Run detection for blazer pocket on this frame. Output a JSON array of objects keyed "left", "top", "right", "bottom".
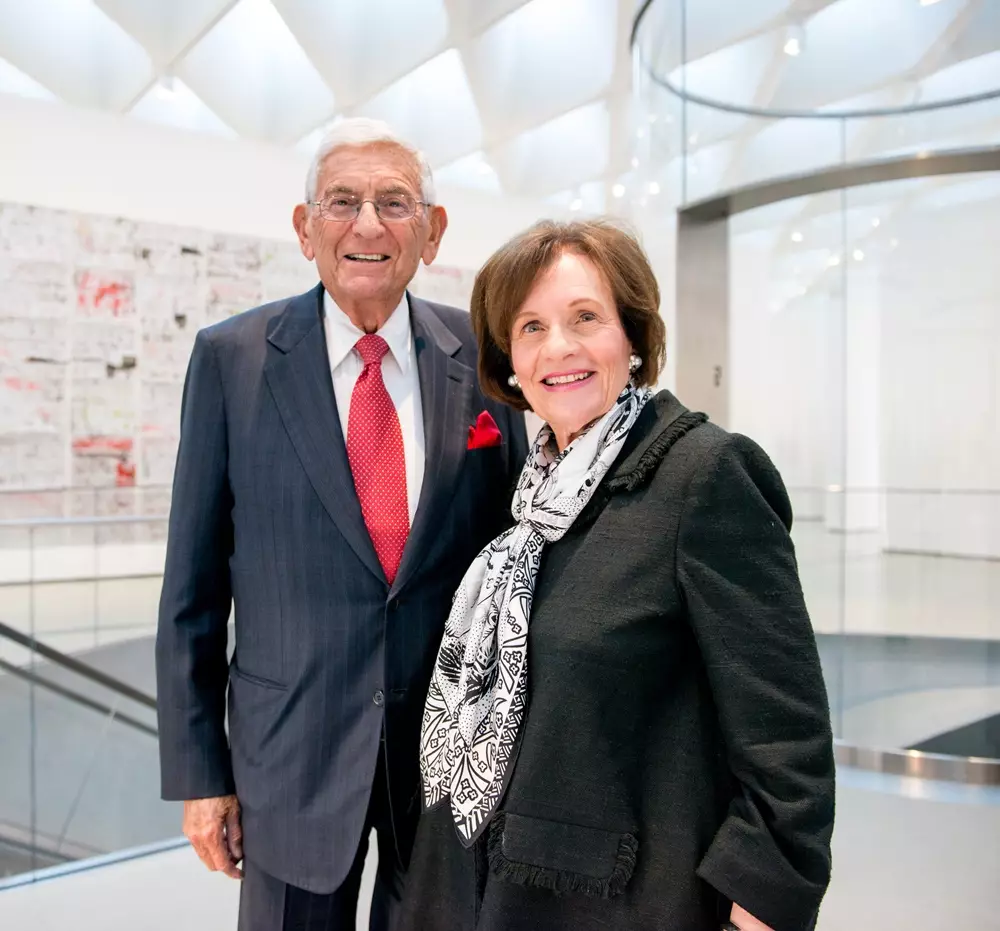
[
  {"left": 230, "top": 664, "right": 288, "bottom": 691},
  {"left": 488, "top": 812, "right": 638, "bottom": 899}
]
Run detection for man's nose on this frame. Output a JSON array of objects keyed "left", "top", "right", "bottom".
[{"left": 353, "top": 201, "right": 384, "bottom": 237}]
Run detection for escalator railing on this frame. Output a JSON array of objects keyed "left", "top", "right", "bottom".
[{"left": 0, "top": 619, "right": 178, "bottom": 881}]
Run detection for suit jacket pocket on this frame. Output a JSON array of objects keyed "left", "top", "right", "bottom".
[
  {"left": 230, "top": 664, "right": 288, "bottom": 691},
  {"left": 487, "top": 812, "right": 638, "bottom": 899}
]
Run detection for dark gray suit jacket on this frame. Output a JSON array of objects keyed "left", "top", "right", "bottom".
[{"left": 155, "top": 284, "right": 529, "bottom": 894}]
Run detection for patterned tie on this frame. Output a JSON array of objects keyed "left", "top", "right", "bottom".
[{"left": 347, "top": 334, "right": 409, "bottom": 584}]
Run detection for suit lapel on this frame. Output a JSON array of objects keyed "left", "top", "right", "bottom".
[
  {"left": 391, "top": 296, "right": 475, "bottom": 597},
  {"left": 263, "top": 284, "right": 384, "bottom": 582}
]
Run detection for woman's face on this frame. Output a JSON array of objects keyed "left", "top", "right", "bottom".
[{"left": 510, "top": 251, "right": 632, "bottom": 450}]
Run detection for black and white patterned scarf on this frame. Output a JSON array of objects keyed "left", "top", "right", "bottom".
[{"left": 420, "top": 383, "right": 651, "bottom": 845}]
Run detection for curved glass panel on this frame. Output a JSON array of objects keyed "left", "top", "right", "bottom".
[{"left": 633, "top": 0, "right": 1000, "bottom": 118}]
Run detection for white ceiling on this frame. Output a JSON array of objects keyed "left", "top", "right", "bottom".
[{"left": 0, "top": 0, "right": 997, "bottom": 215}]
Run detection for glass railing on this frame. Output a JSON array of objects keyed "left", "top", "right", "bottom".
[
  {"left": 0, "top": 512, "right": 168, "bottom": 655},
  {"left": 786, "top": 487, "right": 1000, "bottom": 776},
  {"left": 0, "top": 620, "right": 178, "bottom": 880},
  {"left": 0, "top": 470, "right": 996, "bottom": 892}
]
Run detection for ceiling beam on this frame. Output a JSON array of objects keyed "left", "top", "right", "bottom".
[
  {"left": 843, "top": 0, "right": 984, "bottom": 164},
  {"left": 118, "top": 0, "right": 242, "bottom": 114}
]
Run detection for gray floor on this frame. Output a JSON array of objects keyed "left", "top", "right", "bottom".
[{"left": 0, "top": 771, "right": 997, "bottom": 931}]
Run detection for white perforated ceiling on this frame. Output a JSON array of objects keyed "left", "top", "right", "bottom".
[{"left": 0, "top": 0, "right": 997, "bottom": 209}]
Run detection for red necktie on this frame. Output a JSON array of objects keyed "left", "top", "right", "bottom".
[{"left": 347, "top": 334, "right": 409, "bottom": 584}]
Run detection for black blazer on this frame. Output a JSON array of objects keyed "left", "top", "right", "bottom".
[
  {"left": 399, "top": 390, "right": 835, "bottom": 931},
  {"left": 155, "top": 284, "right": 528, "bottom": 894}
]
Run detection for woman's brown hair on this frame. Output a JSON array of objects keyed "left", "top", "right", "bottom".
[{"left": 470, "top": 219, "right": 666, "bottom": 411}]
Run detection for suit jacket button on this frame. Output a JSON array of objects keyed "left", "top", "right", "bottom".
[{"left": 373, "top": 689, "right": 385, "bottom": 707}]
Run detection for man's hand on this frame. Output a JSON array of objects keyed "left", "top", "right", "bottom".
[{"left": 183, "top": 794, "right": 243, "bottom": 879}]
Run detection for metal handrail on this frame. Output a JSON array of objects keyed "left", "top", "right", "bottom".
[
  {"left": 0, "top": 484, "right": 172, "bottom": 494},
  {"left": 0, "top": 837, "right": 189, "bottom": 891},
  {"left": 0, "top": 658, "right": 157, "bottom": 738},
  {"left": 0, "top": 620, "right": 157, "bottom": 710},
  {"left": 0, "top": 515, "right": 169, "bottom": 529},
  {"left": 630, "top": 0, "right": 1000, "bottom": 120}
]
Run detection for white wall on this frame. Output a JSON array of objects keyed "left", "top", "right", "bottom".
[
  {"left": 0, "top": 94, "right": 567, "bottom": 271},
  {"left": 0, "top": 94, "right": 577, "bottom": 588},
  {"left": 729, "top": 239, "right": 831, "bottom": 521},
  {"left": 729, "top": 192, "right": 1000, "bottom": 559}
]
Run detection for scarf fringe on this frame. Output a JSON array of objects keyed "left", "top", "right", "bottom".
[{"left": 487, "top": 816, "right": 639, "bottom": 899}]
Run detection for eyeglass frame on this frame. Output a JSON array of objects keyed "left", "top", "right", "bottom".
[{"left": 305, "top": 190, "right": 432, "bottom": 223}]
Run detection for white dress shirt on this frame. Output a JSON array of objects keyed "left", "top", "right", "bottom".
[{"left": 324, "top": 291, "right": 425, "bottom": 525}]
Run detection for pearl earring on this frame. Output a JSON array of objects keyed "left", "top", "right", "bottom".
[
  {"left": 629, "top": 354, "right": 642, "bottom": 373},
  {"left": 508, "top": 374, "right": 520, "bottom": 389}
]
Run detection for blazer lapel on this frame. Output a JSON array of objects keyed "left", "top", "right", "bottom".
[
  {"left": 391, "top": 295, "right": 475, "bottom": 597},
  {"left": 263, "top": 284, "right": 384, "bottom": 582}
]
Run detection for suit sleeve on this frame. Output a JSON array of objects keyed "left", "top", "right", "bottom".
[
  {"left": 155, "top": 330, "right": 236, "bottom": 801},
  {"left": 676, "top": 433, "right": 835, "bottom": 931}
]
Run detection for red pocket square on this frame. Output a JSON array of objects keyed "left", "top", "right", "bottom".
[{"left": 467, "top": 410, "right": 503, "bottom": 450}]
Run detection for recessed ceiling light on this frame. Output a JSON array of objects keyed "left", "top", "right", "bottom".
[
  {"left": 871, "top": 217, "right": 881, "bottom": 228},
  {"left": 853, "top": 249, "right": 865, "bottom": 261},
  {"left": 791, "top": 231, "right": 804, "bottom": 243},
  {"left": 570, "top": 198, "right": 582, "bottom": 211},
  {"left": 612, "top": 183, "right": 625, "bottom": 198},
  {"left": 783, "top": 23, "right": 806, "bottom": 56},
  {"left": 648, "top": 181, "right": 661, "bottom": 195},
  {"left": 828, "top": 254, "right": 841, "bottom": 267}
]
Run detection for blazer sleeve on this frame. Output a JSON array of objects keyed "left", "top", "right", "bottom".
[
  {"left": 155, "top": 329, "right": 236, "bottom": 801},
  {"left": 676, "top": 433, "right": 835, "bottom": 931}
]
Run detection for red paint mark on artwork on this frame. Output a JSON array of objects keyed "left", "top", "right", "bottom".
[
  {"left": 72, "top": 435, "right": 134, "bottom": 455},
  {"left": 424, "top": 266, "right": 462, "bottom": 279},
  {"left": 76, "top": 271, "right": 133, "bottom": 316},
  {"left": 115, "top": 457, "right": 137, "bottom": 487},
  {"left": 4, "top": 376, "right": 41, "bottom": 392}
]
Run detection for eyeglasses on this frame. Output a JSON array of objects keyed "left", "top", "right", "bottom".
[{"left": 306, "top": 192, "right": 430, "bottom": 222}]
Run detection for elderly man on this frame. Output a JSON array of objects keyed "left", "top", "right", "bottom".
[{"left": 156, "top": 118, "right": 528, "bottom": 931}]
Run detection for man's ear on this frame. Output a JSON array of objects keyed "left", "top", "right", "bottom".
[
  {"left": 293, "top": 203, "right": 315, "bottom": 261},
  {"left": 421, "top": 205, "right": 449, "bottom": 265}
]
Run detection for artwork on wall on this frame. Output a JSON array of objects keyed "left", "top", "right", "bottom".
[{"left": 0, "top": 201, "right": 478, "bottom": 515}]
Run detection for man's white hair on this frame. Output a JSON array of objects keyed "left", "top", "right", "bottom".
[{"left": 305, "top": 117, "right": 437, "bottom": 206}]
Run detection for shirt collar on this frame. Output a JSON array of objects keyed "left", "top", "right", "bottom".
[{"left": 324, "top": 290, "right": 412, "bottom": 374}]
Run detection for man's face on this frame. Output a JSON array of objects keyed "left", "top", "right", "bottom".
[{"left": 293, "top": 143, "right": 447, "bottom": 310}]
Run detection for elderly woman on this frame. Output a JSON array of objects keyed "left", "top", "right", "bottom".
[{"left": 397, "top": 220, "right": 835, "bottom": 931}]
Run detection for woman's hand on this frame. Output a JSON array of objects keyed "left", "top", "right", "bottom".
[{"left": 730, "top": 903, "right": 775, "bottom": 931}]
